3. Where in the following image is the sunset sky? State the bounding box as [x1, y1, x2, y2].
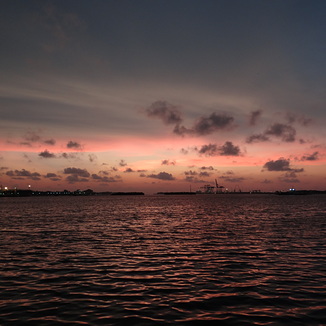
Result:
[1, 0, 325, 193]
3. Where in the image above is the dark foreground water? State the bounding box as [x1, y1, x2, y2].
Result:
[1, 194, 326, 325]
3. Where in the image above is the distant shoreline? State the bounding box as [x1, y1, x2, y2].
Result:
[1, 189, 326, 197]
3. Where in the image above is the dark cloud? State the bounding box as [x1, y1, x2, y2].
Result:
[265, 123, 296, 142]
[66, 175, 89, 183]
[61, 152, 78, 159]
[200, 166, 215, 171]
[180, 148, 189, 155]
[279, 171, 300, 183]
[249, 110, 262, 126]
[197, 141, 241, 156]
[161, 159, 176, 165]
[263, 158, 304, 173]
[184, 176, 207, 183]
[6, 169, 41, 180]
[286, 113, 313, 126]
[146, 101, 182, 125]
[261, 179, 273, 184]
[199, 171, 211, 177]
[91, 174, 121, 182]
[23, 154, 32, 162]
[197, 144, 219, 156]
[174, 113, 234, 136]
[63, 165, 92, 184]
[63, 167, 90, 177]
[246, 134, 270, 144]
[119, 160, 127, 167]
[124, 168, 134, 173]
[184, 170, 198, 176]
[220, 176, 245, 183]
[44, 172, 58, 178]
[247, 123, 296, 143]
[263, 158, 292, 171]
[39, 150, 56, 158]
[147, 172, 175, 180]
[20, 142, 33, 147]
[44, 139, 56, 145]
[219, 141, 241, 156]
[44, 172, 61, 181]
[24, 131, 41, 143]
[300, 151, 319, 161]
[67, 141, 83, 150]
[88, 154, 97, 162]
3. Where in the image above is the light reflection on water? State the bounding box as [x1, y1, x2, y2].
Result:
[1, 194, 326, 325]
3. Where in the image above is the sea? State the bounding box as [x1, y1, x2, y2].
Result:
[1, 194, 326, 325]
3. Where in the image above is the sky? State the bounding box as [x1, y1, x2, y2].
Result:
[1, 0, 326, 194]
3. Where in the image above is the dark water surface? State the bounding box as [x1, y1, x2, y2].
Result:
[1, 194, 326, 325]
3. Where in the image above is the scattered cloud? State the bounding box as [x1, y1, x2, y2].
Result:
[174, 112, 234, 136]
[220, 176, 245, 183]
[91, 174, 121, 182]
[200, 166, 215, 171]
[44, 139, 56, 145]
[246, 134, 270, 144]
[145, 101, 182, 125]
[63, 167, 90, 177]
[24, 130, 41, 143]
[65, 175, 89, 183]
[265, 123, 296, 142]
[246, 123, 297, 144]
[286, 113, 313, 126]
[124, 168, 135, 173]
[119, 160, 127, 167]
[6, 169, 41, 180]
[147, 171, 175, 180]
[279, 171, 300, 183]
[44, 172, 61, 181]
[39, 150, 56, 158]
[300, 151, 319, 161]
[184, 170, 198, 176]
[249, 110, 262, 126]
[67, 141, 83, 150]
[61, 152, 78, 159]
[219, 141, 241, 156]
[88, 154, 97, 162]
[197, 141, 241, 156]
[263, 158, 304, 173]
[161, 159, 176, 165]
[23, 154, 32, 163]
[184, 176, 207, 183]
[199, 171, 211, 177]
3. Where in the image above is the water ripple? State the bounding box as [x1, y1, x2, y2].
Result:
[1, 194, 326, 325]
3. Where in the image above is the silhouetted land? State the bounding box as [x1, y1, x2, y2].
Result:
[0, 189, 144, 197]
[1, 188, 325, 197]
